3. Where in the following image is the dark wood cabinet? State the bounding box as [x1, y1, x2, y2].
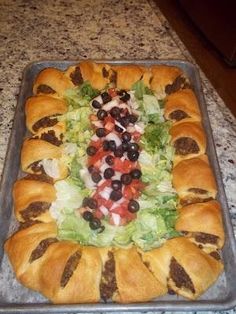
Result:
[179, 0, 236, 66]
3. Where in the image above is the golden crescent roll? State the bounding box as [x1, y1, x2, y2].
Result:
[32, 124, 65, 147]
[112, 247, 167, 303]
[52, 246, 102, 303]
[142, 237, 223, 300]
[139, 66, 153, 88]
[112, 65, 145, 91]
[172, 155, 217, 206]
[13, 178, 56, 222]
[164, 89, 201, 123]
[65, 61, 114, 90]
[4, 222, 58, 281]
[21, 138, 68, 180]
[64, 64, 84, 86]
[139, 244, 172, 288]
[170, 121, 207, 165]
[175, 201, 225, 249]
[25, 95, 67, 133]
[166, 237, 223, 299]
[35, 241, 81, 302]
[150, 65, 186, 99]
[33, 67, 73, 98]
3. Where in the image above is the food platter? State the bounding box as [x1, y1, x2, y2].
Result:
[0, 60, 236, 312]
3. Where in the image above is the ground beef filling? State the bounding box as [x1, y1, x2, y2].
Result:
[169, 110, 189, 121]
[29, 238, 58, 263]
[165, 76, 190, 95]
[194, 232, 218, 245]
[100, 251, 117, 302]
[21, 201, 51, 220]
[18, 219, 42, 231]
[37, 84, 56, 94]
[169, 257, 195, 293]
[210, 251, 221, 260]
[29, 160, 45, 174]
[23, 173, 53, 184]
[102, 67, 109, 78]
[70, 66, 83, 85]
[60, 250, 81, 288]
[188, 188, 208, 194]
[110, 70, 117, 85]
[174, 137, 199, 155]
[167, 287, 176, 295]
[180, 197, 213, 206]
[32, 116, 58, 133]
[34, 130, 63, 146]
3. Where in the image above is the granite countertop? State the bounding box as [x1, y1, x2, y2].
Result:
[0, 0, 235, 313]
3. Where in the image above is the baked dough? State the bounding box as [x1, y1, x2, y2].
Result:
[25, 95, 67, 133]
[141, 237, 223, 299]
[4, 221, 58, 283]
[172, 155, 217, 206]
[164, 89, 201, 123]
[32, 124, 65, 147]
[112, 65, 145, 90]
[21, 138, 68, 180]
[170, 121, 206, 165]
[38, 243, 102, 304]
[175, 200, 225, 250]
[33, 67, 73, 98]
[13, 178, 56, 222]
[65, 61, 115, 90]
[113, 247, 167, 303]
[150, 65, 187, 99]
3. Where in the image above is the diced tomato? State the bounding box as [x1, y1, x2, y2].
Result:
[90, 139, 103, 149]
[112, 158, 123, 172]
[113, 158, 135, 172]
[93, 195, 105, 208]
[130, 179, 146, 191]
[89, 114, 97, 121]
[97, 179, 111, 192]
[103, 198, 113, 209]
[123, 185, 136, 199]
[104, 121, 114, 132]
[110, 205, 127, 217]
[87, 149, 108, 167]
[108, 88, 117, 98]
[104, 116, 115, 125]
[93, 193, 114, 210]
[132, 131, 141, 141]
[94, 209, 104, 220]
[104, 116, 115, 131]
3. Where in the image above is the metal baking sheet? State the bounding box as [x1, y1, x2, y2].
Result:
[0, 60, 236, 313]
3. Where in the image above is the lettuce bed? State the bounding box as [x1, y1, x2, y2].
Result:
[49, 82, 179, 251]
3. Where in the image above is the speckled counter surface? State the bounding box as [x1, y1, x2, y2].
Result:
[0, 0, 235, 313]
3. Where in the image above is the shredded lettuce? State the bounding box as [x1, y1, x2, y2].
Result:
[142, 94, 160, 115]
[79, 81, 100, 99]
[64, 82, 99, 109]
[58, 213, 118, 247]
[51, 83, 179, 251]
[60, 85, 94, 180]
[132, 80, 153, 100]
